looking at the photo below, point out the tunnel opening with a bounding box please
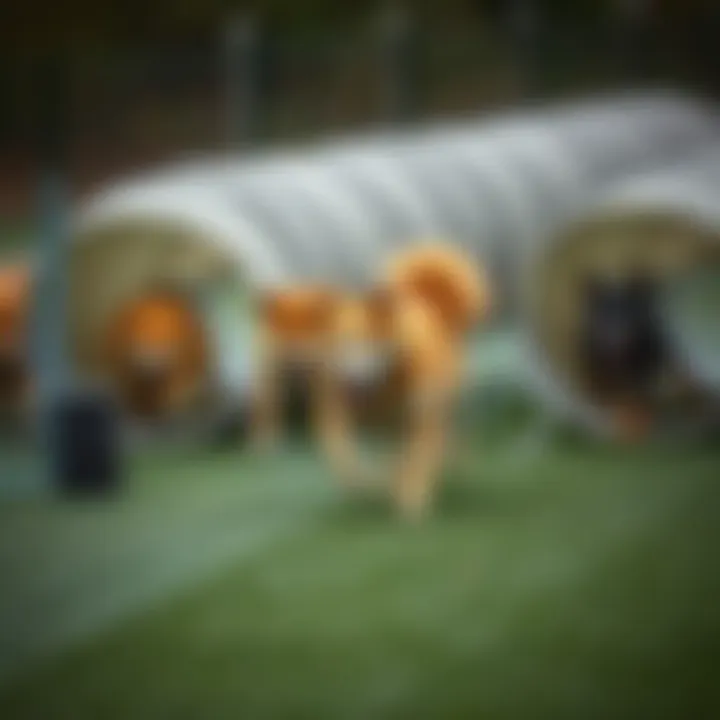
[530,212,720,435]
[68,220,257,430]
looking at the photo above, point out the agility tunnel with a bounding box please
[65,91,718,425]
[523,149,720,436]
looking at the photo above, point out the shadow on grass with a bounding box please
[435,476,546,520]
[319,466,556,530]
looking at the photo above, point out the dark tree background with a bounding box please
[2,0,719,219]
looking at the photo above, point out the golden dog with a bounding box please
[319,244,490,518]
[254,244,491,520]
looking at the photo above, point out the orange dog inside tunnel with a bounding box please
[101,289,212,422]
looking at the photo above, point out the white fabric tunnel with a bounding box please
[68,91,719,413]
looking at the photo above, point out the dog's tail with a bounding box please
[380,243,491,334]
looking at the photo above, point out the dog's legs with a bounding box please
[312,365,368,488]
[251,344,283,451]
[165,376,202,417]
[393,391,449,521]
[608,399,653,443]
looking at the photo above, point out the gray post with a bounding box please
[31,54,121,497]
[222,14,263,148]
[34,53,71,408]
[378,1,421,122]
[31,52,73,491]
[507,0,541,101]
[613,0,651,82]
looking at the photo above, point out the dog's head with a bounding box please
[581,273,668,395]
[322,287,407,385]
[258,283,401,384]
[258,285,340,362]
[104,290,209,419]
[584,274,661,337]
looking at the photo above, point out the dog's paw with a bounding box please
[249,428,282,455]
[611,405,652,444]
[332,463,368,490]
[396,497,432,524]
[393,484,434,523]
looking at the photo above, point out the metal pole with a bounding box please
[34,52,122,496]
[34,52,71,410]
[613,0,651,82]
[30,51,74,491]
[507,0,541,101]
[378,1,422,122]
[222,14,263,148]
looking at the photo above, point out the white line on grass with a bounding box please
[0,450,333,688]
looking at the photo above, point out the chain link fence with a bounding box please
[0,7,712,224]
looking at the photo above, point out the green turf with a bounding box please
[1,425,719,719]
[0,225,719,717]
[0,221,33,254]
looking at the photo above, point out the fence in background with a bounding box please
[0,2,708,221]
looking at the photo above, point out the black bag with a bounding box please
[50,389,122,497]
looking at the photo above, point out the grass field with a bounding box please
[0,221,33,255]
[1,226,720,718]
[1,413,719,719]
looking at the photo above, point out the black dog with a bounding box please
[579,274,670,404]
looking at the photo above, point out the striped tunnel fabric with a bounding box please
[522,147,720,435]
[70,91,718,405]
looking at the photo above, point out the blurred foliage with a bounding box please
[2,0,719,213]
[4,1,712,55]
[4,0,719,98]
